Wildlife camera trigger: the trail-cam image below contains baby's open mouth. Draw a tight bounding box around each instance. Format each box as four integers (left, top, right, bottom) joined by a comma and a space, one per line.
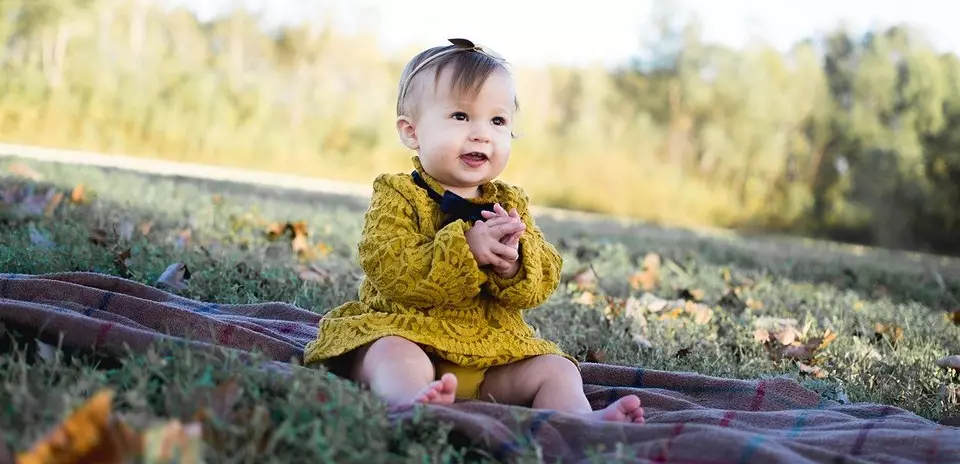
460, 152, 488, 167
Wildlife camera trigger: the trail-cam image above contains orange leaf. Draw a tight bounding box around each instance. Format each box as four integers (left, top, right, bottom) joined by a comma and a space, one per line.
17, 390, 141, 464
70, 184, 86, 204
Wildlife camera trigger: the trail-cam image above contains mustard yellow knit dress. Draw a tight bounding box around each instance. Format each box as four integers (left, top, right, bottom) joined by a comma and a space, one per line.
303, 157, 570, 369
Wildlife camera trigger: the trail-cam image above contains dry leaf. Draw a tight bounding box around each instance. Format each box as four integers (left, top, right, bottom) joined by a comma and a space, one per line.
798, 362, 827, 379
114, 249, 133, 277
297, 264, 332, 284
16, 390, 142, 464
570, 268, 597, 291
573, 291, 596, 306
675, 346, 693, 359
678, 288, 706, 302
776, 328, 799, 346
70, 184, 86, 204
8, 162, 43, 180
684, 301, 713, 325
142, 420, 203, 464
585, 348, 607, 363
873, 323, 904, 347
140, 221, 154, 236
602, 296, 626, 320
156, 263, 191, 291
753, 328, 771, 343
629, 252, 661, 291
89, 228, 112, 246
746, 297, 764, 310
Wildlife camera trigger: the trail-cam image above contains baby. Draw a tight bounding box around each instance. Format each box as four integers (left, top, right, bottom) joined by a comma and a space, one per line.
304, 38, 644, 424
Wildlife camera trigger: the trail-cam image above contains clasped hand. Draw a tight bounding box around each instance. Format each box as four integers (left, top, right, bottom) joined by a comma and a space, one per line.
465, 203, 524, 278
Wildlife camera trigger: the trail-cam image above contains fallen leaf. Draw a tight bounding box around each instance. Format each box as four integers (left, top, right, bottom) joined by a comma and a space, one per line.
570, 267, 597, 291
290, 221, 310, 255
142, 420, 203, 464
782, 344, 815, 361
7, 162, 43, 180
156, 263, 191, 291
678, 288, 706, 302
140, 221, 154, 236
684, 301, 713, 325
298, 264, 332, 283
16, 390, 142, 464
89, 228, 112, 246
776, 327, 798, 346
753, 328, 770, 343
628, 252, 661, 291
873, 323, 904, 347
816, 329, 838, 351
746, 297, 764, 310
573, 291, 596, 306
29, 224, 55, 249
602, 296, 626, 320
211, 194, 224, 205
798, 362, 827, 379
675, 346, 693, 359
70, 184, 86, 204
114, 249, 133, 277
585, 348, 607, 363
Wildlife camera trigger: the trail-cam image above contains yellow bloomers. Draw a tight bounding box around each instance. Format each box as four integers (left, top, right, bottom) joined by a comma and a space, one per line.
303, 157, 571, 372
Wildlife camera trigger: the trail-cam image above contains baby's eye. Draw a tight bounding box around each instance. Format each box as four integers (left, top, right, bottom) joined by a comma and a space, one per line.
492, 116, 507, 126
452, 112, 468, 121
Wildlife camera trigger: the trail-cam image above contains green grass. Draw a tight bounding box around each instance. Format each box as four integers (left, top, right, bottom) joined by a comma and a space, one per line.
1, 156, 960, 462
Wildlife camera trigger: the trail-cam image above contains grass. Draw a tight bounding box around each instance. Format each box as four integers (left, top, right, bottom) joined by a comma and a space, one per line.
1, 156, 960, 462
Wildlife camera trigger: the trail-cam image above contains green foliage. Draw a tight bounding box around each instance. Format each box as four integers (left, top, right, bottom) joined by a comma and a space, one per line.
1, 1, 959, 255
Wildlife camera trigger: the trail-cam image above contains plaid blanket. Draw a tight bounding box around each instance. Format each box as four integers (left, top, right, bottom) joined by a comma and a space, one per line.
1, 272, 957, 463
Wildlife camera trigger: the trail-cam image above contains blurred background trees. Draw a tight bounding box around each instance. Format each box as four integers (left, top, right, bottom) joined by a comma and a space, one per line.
1, 0, 958, 254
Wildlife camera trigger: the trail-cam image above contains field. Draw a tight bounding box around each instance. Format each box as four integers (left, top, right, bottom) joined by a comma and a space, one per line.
2, 155, 960, 462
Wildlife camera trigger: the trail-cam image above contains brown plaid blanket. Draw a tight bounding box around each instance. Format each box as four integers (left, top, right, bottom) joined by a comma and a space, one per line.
1, 272, 957, 463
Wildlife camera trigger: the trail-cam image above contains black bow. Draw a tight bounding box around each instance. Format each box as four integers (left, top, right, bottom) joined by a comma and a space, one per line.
412, 171, 496, 225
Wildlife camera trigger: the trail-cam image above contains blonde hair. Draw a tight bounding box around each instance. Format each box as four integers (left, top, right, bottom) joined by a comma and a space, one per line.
395, 40, 520, 118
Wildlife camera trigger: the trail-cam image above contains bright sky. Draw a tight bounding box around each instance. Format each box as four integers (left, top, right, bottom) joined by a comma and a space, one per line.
175, 0, 960, 68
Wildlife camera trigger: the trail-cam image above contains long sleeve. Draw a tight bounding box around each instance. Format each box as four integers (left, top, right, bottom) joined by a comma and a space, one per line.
357, 175, 487, 309
483, 188, 563, 310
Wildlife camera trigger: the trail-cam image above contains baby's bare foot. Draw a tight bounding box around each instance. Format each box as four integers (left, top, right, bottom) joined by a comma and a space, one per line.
585, 395, 645, 424
412, 373, 458, 405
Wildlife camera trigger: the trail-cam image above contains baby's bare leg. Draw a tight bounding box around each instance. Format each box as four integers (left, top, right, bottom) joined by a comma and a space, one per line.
478, 355, 644, 424
350, 336, 458, 406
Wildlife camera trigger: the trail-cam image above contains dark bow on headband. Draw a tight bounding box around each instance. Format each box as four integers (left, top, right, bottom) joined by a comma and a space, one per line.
411, 171, 496, 225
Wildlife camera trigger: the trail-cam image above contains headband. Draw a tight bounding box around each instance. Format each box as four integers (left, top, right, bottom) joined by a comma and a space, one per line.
397, 38, 506, 115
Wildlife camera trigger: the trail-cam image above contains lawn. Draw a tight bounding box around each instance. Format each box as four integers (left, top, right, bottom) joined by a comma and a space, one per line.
1, 156, 960, 462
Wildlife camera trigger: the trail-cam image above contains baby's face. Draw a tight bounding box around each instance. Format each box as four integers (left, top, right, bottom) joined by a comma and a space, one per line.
407, 66, 516, 198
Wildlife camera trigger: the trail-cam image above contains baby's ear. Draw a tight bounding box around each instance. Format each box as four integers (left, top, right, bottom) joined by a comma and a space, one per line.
396, 116, 419, 150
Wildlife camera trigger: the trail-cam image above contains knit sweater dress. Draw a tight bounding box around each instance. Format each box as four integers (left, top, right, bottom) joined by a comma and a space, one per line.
303, 157, 571, 369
